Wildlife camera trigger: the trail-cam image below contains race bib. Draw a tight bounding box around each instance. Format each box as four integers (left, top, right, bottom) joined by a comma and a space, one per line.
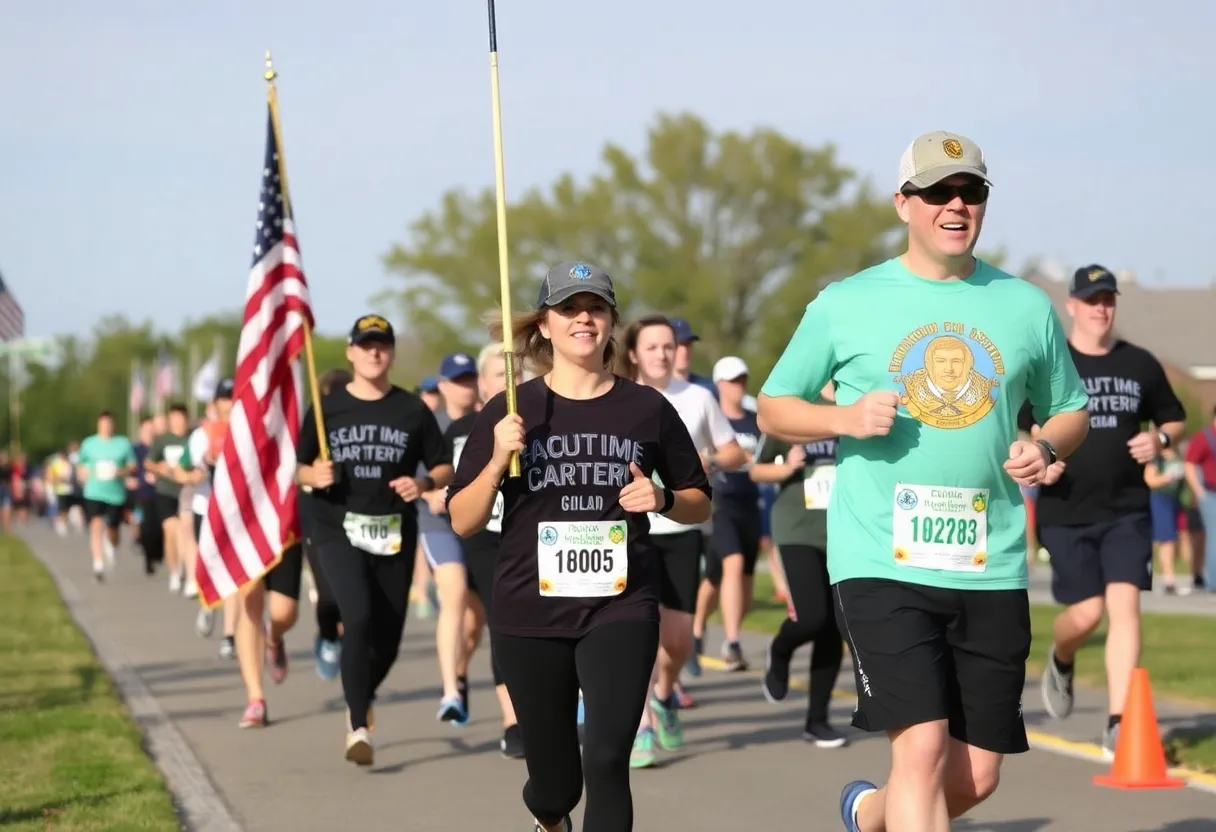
536, 520, 628, 598
803, 464, 835, 509
485, 491, 505, 534
164, 445, 185, 467
892, 483, 988, 572
343, 512, 403, 556
95, 460, 118, 481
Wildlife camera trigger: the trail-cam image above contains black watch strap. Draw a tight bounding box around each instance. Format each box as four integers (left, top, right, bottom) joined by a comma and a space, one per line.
1158, 430, 1172, 450
1036, 439, 1058, 466
659, 487, 676, 515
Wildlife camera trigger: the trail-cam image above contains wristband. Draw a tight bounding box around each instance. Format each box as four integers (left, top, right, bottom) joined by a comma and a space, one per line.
659, 487, 676, 515
1035, 439, 1058, 466
1158, 430, 1172, 450
419, 474, 435, 493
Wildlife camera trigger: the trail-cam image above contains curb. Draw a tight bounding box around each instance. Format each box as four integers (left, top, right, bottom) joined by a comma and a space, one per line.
697, 655, 1216, 796
27, 538, 244, 832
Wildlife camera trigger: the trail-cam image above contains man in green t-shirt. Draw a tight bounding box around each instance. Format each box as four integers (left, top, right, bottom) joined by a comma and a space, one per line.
77, 410, 137, 581
758, 131, 1090, 832
147, 403, 193, 593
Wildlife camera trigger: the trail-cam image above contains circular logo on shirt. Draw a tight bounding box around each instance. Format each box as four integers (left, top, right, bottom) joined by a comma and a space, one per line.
539, 525, 559, 546
890, 324, 1004, 430
896, 488, 918, 510
942, 138, 963, 159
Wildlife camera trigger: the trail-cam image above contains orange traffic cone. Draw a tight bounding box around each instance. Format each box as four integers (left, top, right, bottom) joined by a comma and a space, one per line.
1093, 667, 1186, 790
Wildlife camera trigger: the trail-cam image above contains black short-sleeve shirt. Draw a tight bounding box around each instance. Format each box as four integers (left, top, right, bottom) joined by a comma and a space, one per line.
447, 377, 711, 637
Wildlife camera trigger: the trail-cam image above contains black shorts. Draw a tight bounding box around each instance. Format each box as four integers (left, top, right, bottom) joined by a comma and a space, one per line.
1040, 512, 1153, 605
706, 500, 763, 584
834, 577, 1031, 755
56, 494, 79, 514
463, 530, 499, 611
83, 499, 125, 529
652, 530, 702, 613
154, 493, 181, 524
264, 540, 304, 601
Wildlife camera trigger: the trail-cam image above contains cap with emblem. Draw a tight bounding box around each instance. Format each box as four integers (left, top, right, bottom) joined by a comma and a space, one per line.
712, 356, 749, 383
348, 314, 395, 346
1069, 264, 1120, 299
213, 377, 236, 401
898, 131, 991, 191
536, 261, 617, 309
669, 318, 699, 344
417, 376, 439, 394
439, 352, 478, 380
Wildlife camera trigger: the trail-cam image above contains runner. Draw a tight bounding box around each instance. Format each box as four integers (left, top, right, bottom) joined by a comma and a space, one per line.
692, 355, 763, 675
1184, 410, 1216, 592
618, 313, 744, 768
669, 318, 716, 396
306, 368, 352, 681
751, 383, 847, 748
1028, 265, 1185, 757
757, 131, 1091, 831
147, 404, 192, 593
76, 411, 137, 582
449, 262, 712, 831
410, 374, 443, 620
419, 351, 480, 724
446, 341, 526, 756
130, 418, 162, 575
295, 314, 452, 764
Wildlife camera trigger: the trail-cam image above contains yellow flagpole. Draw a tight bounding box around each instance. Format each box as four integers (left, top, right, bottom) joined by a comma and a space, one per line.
264, 50, 328, 463
486, 0, 520, 478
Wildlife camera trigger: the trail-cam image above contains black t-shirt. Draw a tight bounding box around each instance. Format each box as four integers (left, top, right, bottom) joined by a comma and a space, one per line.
714, 411, 760, 504
446, 412, 500, 555
1018, 340, 1185, 526
297, 385, 450, 539
447, 376, 711, 638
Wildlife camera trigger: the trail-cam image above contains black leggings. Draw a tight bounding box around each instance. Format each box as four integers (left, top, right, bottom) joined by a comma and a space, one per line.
493, 619, 658, 831
304, 538, 342, 642
316, 539, 413, 730
772, 544, 844, 727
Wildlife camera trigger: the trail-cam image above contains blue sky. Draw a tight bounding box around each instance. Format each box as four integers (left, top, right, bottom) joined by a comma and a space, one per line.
2, 1, 1213, 341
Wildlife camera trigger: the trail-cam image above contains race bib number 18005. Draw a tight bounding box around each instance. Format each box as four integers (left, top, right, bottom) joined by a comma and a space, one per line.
892, 483, 988, 573
536, 520, 628, 598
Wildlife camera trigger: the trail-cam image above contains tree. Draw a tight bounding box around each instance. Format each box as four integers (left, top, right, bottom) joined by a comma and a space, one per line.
382, 112, 908, 380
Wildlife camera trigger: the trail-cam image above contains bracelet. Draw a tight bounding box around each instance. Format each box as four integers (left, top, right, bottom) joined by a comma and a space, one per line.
659, 487, 676, 515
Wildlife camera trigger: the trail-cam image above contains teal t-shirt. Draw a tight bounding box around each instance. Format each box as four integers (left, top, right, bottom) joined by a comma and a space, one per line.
760, 258, 1088, 591
79, 434, 137, 506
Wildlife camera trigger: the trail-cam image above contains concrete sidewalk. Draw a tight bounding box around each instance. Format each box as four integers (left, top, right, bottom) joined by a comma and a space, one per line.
26, 524, 1216, 831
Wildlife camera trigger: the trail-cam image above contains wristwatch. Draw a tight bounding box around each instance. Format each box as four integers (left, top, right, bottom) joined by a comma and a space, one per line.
1036, 439, 1058, 466
1158, 430, 1172, 450
418, 474, 436, 493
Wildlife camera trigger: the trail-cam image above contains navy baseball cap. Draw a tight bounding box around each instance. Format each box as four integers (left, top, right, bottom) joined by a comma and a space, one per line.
669, 318, 699, 344
536, 261, 617, 309
417, 376, 439, 393
213, 377, 236, 401
439, 352, 477, 380
349, 314, 396, 345
1069, 265, 1120, 300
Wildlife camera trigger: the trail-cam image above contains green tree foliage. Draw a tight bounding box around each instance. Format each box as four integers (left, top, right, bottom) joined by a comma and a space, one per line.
382, 112, 910, 380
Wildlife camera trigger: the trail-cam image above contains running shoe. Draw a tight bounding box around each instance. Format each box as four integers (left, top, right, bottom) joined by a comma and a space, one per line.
804, 722, 848, 749
673, 682, 696, 709
501, 723, 525, 759
457, 675, 470, 723
1040, 646, 1074, 719
685, 635, 703, 678
839, 780, 877, 831
437, 695, 467, 725
314, 636, 341, 681
722, 640, 748, 672
650, 693, 683, 752
532, 816, 572, 832
345, 727, 374, 766
1101, 722, 1120, 761
219, 636, 236, 660
239, 698, 267, 729
266, 632, 289, 684
195, 608, 215, 638
630, 727, 658, 769
92, 562, 105, 583
168, 571, 183, 594
762, 639, 791, 703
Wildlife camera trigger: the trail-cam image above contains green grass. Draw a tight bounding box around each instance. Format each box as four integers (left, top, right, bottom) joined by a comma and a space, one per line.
739, 570, 1216, 772
0, 538, 180, 831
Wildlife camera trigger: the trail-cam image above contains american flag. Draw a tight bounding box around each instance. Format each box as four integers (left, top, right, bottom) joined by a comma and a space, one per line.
154, 348, 176, 402
194, 105, 314, 609
0, 273, 25, 342
129, 365, 146, 413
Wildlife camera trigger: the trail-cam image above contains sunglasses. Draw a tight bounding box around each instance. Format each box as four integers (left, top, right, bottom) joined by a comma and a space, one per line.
903, 181, 989, 206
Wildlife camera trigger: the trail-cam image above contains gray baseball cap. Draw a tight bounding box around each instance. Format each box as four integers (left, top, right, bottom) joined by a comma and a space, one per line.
536, 261, 617, 309
897, 131, 991, 191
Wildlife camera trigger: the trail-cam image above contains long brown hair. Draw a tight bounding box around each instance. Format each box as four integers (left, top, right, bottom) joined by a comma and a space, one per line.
616, 314, 675, 380
488, 306, 620, 377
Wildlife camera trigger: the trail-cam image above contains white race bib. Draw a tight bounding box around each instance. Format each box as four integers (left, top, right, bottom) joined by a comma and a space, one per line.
892, 483, 988, 572
536, 520, 628, 598
164, 445, 185, 467
803, 464, 835, 510
343, 512, 403, 556
94, 460, 118, 481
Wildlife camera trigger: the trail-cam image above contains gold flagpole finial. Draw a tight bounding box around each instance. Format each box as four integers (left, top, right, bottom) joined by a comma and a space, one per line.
264, 50, 277, 83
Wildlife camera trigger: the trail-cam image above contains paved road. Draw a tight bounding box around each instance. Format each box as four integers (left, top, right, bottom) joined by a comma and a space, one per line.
26, 526, 1216, 831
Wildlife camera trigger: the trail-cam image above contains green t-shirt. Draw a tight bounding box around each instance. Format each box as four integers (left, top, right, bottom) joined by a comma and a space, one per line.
760, 258, 1088, 591
755, 436, 837, 548
78, 434, 136, 506
148, 432, 192, 499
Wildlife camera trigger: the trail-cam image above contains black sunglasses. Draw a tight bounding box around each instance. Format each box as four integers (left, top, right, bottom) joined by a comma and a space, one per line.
902, 181, 989, 206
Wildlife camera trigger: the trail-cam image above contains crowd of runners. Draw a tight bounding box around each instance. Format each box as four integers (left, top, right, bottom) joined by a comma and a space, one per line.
17, 129, 1216, 831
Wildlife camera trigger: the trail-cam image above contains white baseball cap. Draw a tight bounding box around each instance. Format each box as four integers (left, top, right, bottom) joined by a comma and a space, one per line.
712, 356, 749, 383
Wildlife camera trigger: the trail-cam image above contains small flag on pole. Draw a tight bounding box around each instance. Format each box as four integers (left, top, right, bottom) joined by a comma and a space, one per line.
194, 100, 314, 609
0, 272, 25, 342
130, 366, 146, 414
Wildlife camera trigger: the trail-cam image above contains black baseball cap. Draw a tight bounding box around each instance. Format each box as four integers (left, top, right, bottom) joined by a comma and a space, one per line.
349, 314, 396, 345
1069, 265, 1120, 300
214, 377, 236, 401
536, 261, 616, 309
